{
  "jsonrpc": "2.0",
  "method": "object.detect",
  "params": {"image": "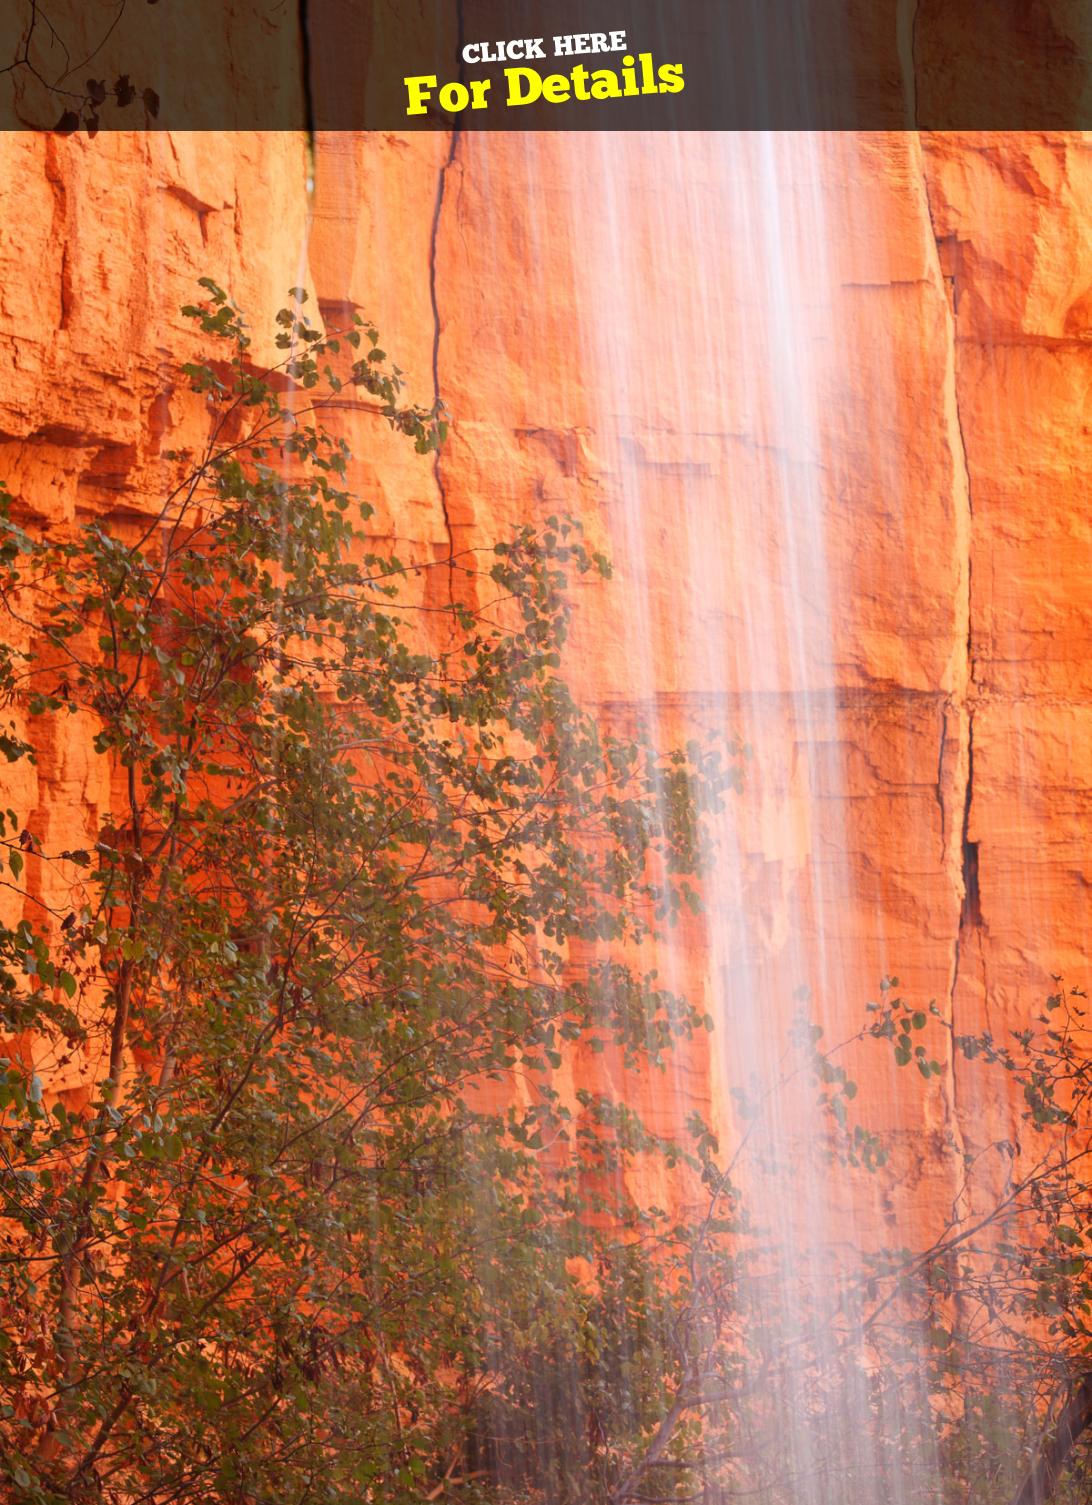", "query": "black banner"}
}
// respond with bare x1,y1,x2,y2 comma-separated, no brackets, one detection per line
2,0,1090,132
